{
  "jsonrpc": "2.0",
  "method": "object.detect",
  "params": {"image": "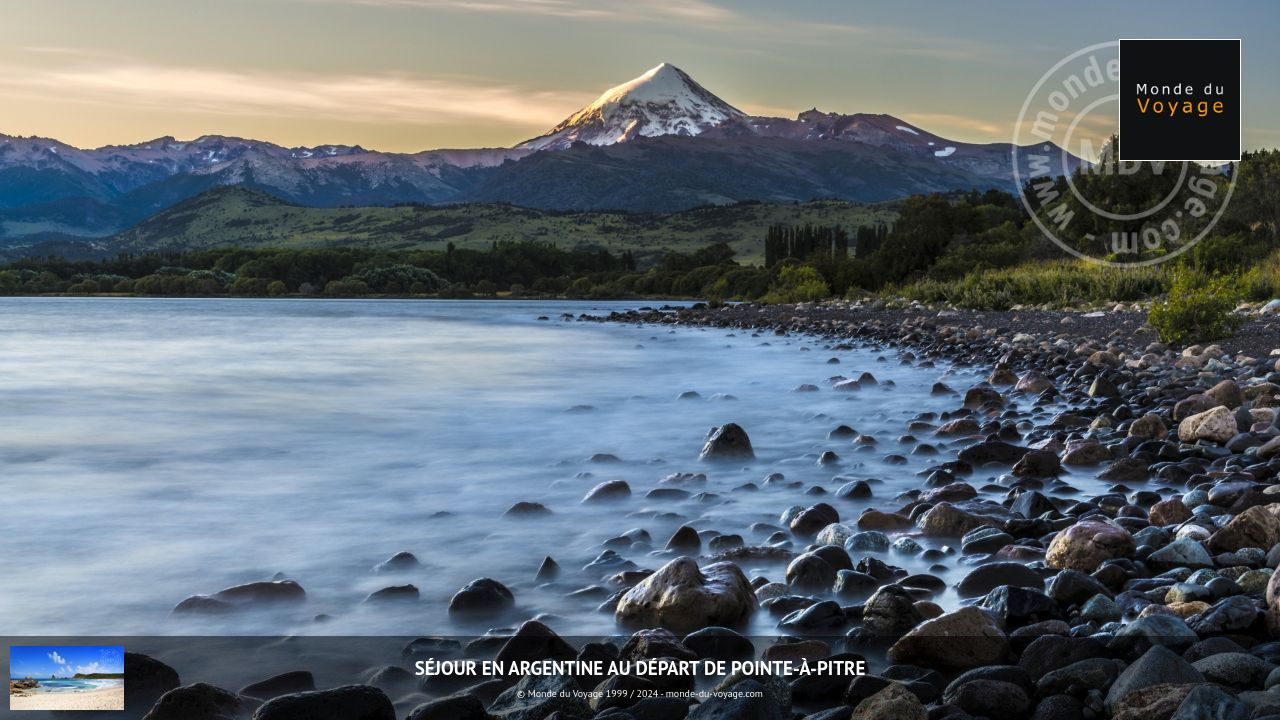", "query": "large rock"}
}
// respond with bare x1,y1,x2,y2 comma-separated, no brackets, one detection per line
862,585,925,637
447,578,514,616
700,424,754,460
916,502,991,537
406,695,487,720
615,557,755,633
1128,413,1168,440
1207,505,1280,553
1206,379,1244,408
1104,646,1204,711
1177,406,1237,444
956,562,1044,598
252,685,394,720
125,652,181,715
174,580,306,614
240,671,316,701
850,682,926,720
143,683,245,720
1045,521,1135,572
489,675,589,720
886,606,1010,671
